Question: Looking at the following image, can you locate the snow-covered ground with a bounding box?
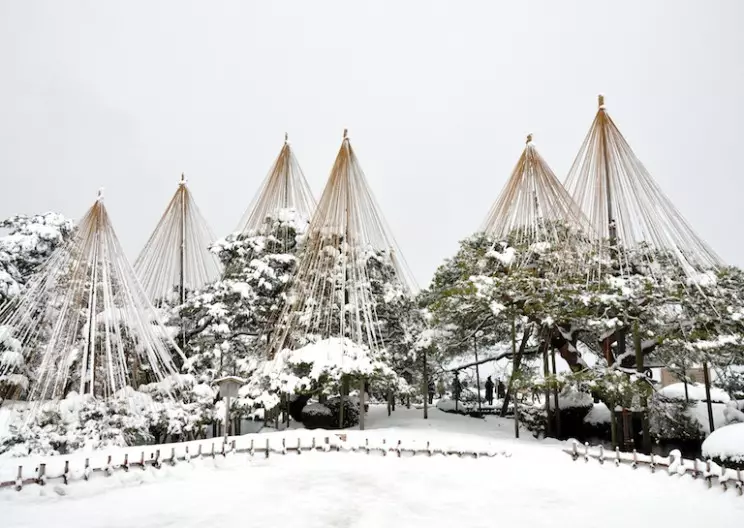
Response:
[1,405,743,527]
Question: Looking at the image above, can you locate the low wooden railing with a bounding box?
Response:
[0,432,508,492]
[563,440,743,496]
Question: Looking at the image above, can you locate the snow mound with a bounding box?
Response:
[658,383,730,403]
[584,403,611,425]
[702,423,744,465]
[558,388,593,409]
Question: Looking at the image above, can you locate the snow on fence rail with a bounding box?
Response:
[0,432,508,492]
[564,440,744,496]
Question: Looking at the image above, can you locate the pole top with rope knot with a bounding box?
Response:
[97,188,104,202]
[598,94,605,109]
[343,128,348,140]
[526,133,533,144]
[285,132,288,143]
[179,172,186,185]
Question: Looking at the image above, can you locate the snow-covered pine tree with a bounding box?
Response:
[179,210,305,391]
[0,212,75,303]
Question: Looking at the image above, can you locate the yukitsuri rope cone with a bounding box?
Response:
[266,129,416,362]
[134,174,222,308]
[0,190,184,418]
[481,133,592,249]
[234,134,316,246]
[563,94,722,278]
[562,96,726,449]
[478,134,594,434]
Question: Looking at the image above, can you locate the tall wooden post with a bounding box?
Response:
[359,378,365,431]
[224,394,231,442]
[422,346,429,420]
[512,316,520,439]
[473,335,482,413]
[702,361,715,433]
[599,95,626,450]
[179,174,187,350]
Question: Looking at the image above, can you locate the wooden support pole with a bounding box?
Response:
[512,317,520,439]
[423,346,429,420]
[473,335,482,413]
[703,361,715,434]
[359,378,366,431]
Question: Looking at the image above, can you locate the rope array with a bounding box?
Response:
[234,135,316,242]
[481,134,593,247]
[0,193,183,416]
[133,174,222,308]
[267,131,417,358]
[563,95,722,278]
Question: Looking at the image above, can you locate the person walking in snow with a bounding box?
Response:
[497,379,506,399]
[427,380,435,404]
[485,376,495,406]
[453,374,462,401]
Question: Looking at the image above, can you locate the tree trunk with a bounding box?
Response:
[542,340,552,437]
[633,322,651,452]
[550,347,561,438]
[501,324,532,417]
[359,378,366,431]
[339,376,346,429]
[473,337,482,413]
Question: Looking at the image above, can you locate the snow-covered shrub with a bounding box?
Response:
[300,403,333,429]
[518,403,546,438]
[649,394,705,442]
[583,402,612,438]
[0,393,153,457]
[300,396,361,429]
[140,375,215,442]
[702,422,744,470]
[658,383,730,404]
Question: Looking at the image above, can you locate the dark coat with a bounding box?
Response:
[485,379,494,399]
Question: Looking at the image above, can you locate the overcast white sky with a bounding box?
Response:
[1,0,742,287]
